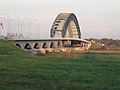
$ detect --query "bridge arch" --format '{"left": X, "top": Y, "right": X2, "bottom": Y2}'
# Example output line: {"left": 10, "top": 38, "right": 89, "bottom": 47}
{"left": 24, "top": 43, "right": 31, "bottom": 49}
{"left": 16, "top": 43, "right": 21, "bottom": 48}
{"left": 51, "top": 13, "right": 81, "bottom": 39}
{"left": 42, "top": 43, "right": 48, "bottom": 49}
{"left": 50, "top": 42, "right": 56, "bottom": 48}
{"left": 57, "top": 42, "right": 62, "bottom": 48}
{"left": 33, "top": 43, "right": 40, "bottom": 49}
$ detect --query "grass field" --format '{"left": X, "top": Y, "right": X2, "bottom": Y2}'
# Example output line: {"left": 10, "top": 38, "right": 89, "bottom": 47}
{"left": 0, "top": 40, "right": 120, "bottom": 90}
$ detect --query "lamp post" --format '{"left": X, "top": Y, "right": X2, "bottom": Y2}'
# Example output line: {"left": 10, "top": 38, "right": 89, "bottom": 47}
{"left": 20, "top": 20, "right": 24, "bottom": 35}
{"left": 15, "top": 16, "right": 19, "bottom": 39}
{"left": 10, "top": 19, "right": 15, "bottom": 34}
{"left": 41, "top": 21, "right": 47, "bottom": 38}
{"left": 25, "top": 17, "right": 30, "bottom": 39}
{"left": 9, "top": 19, "right": 15, "bottom": 40}
{"left": 29, "top": 21, "right": 34, "bottom": 39}
{"left": 34, "top": 19, "right": 39, "bottom": 39}
{"left": 38, "top": 23, "right": 41, "bottom": 39}
{"left": 4, "top": 13, "right": 9, "bottom": 35}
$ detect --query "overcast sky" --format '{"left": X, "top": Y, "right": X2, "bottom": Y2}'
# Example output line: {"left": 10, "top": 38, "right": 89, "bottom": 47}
{"left": 0, "top": 0, "right": 120, "bottom": 39}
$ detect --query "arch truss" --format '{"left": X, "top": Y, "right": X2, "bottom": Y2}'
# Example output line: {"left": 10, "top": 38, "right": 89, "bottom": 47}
{"left": 51, "top": 13, "right": 81, "bottom": 39}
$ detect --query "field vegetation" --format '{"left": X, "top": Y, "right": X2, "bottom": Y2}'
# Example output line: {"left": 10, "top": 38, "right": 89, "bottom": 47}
{"left": 0, "top": 40, "right": 120, "bottom": 90}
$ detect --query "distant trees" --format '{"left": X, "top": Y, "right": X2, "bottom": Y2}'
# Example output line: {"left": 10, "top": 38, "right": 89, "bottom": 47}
{"left": 86, "top": 38, "right": 120, "bottom": 50}
{"left": 86, "top": 38, "right": 120, "bottom": 46}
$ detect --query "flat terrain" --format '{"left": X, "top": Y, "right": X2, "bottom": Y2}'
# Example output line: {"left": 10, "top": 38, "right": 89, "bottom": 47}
{"left": 0, "top": 40, "right": 120, "bottom": 90}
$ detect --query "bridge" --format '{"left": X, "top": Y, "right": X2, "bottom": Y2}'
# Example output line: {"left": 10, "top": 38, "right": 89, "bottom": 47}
{"left": 10, "top": 13, "right": 91, "bottom": 52}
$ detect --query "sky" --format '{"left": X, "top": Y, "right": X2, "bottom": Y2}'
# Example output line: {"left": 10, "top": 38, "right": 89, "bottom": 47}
{"left": 0, "top": 0, "right": 120, "bottom": 39}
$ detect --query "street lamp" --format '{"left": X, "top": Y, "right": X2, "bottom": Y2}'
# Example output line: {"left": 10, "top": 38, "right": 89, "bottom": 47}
{"left": 10, "top": 19, "right": 15, "bottom": 34}
{"left": 20, "top": 20, "right": 24, "bottom": 35}
{"left": 15, "top": 16, "right": 19, "bottom": 38}
{"left": 25, "top": 17, "right": 30, "bottom": 39}
{"left": 4, "top": 13, "right": 9, "bottom": 34}
{"left": 34, "top": 19, "right": 39, "bottom": 39}
{"left": 29, "top": 21, "right": 34, "bottom": 39}
{"left": 38, "top": 23, "right": 41, "bottom": 39}
{"left": 41, "top": 21, "right": 47, "bottom": 38}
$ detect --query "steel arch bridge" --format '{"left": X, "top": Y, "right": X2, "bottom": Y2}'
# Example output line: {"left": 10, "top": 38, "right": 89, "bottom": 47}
{"left": 51, "top": 13, "right": 81, "bottom": 39}
{"left": 10, "top": 13, "right": 91, "bottom": 53}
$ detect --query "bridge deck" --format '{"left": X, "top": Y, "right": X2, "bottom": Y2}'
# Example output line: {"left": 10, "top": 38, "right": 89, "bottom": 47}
{"left": 11, "top": 38, "right": 90, "bottom": 43}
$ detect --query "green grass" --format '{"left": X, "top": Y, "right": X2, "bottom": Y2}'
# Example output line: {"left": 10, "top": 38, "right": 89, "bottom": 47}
{"left": 0, "top": 40, "right": 120, "bottom": 90}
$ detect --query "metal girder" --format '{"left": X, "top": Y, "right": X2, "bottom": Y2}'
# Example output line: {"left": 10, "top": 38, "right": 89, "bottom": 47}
{"left": 51, "top": 13, "right": 81, "bottom": 39}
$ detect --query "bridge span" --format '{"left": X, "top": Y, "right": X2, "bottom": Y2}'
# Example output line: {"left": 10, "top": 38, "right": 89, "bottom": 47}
{"left": 11, "top": 38, "right": 91, "bottom": 50}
